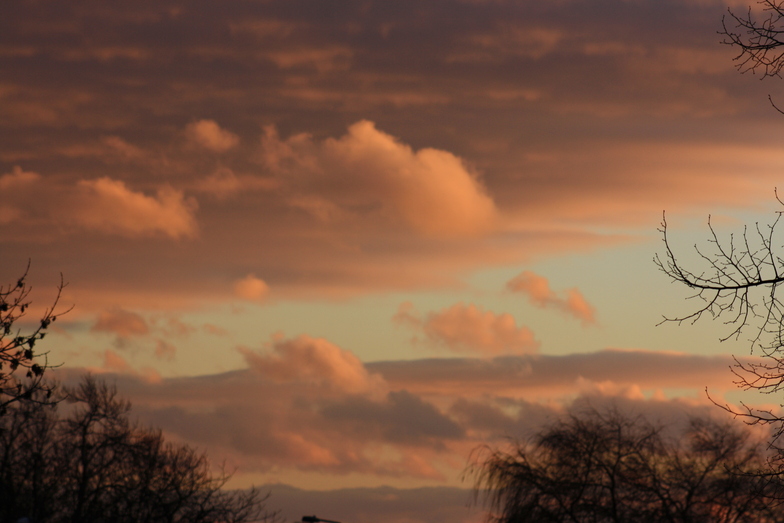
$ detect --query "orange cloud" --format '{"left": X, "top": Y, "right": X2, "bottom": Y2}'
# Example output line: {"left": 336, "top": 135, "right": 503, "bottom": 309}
{"left": 233, "top": 274, "right": 270, "bottom": 301}
{"left": 103, "top": 348, "right": 132, "bottom": 372}
{"left": 72, "top": 178, "right": 198, "bottom": 239}
{"left": 399, "top": 302, "right": 538, "bottom": 355}
{"left": 185, "top": 119, "right": 239, "bottom": 152}
{"left": 260, "top": 121, "right": 499, "bottom": 237}
{"left": 91, "top": 306, "right": 149, "bottom": 339}
{"left": 507, "top": 271, "right": 596, "bottom": 324}
{"left": 240, "top": 334, "right": 385, "bottom": 395}
{"left": 0, "top": 170, "right": 199, "bottom": 240}
{"left": 92, "top": 350, "right": 162, "bottom": 384}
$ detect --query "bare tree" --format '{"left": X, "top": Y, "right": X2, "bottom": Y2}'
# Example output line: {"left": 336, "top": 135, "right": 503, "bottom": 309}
{"left": 655, "top": 0, "right": 784, "bottom": 467}
{"left": 719, "top": 0, "right": 784, "bottom": 114}
{"left": 655, "top": 211, "right": 784, "bottom": 438}
{"left": 0, "top": 263, "right": 68, "bottom": 413}
{"left": 721, "top": 0, "right": 784, "bottom": 78}
{"left": 469, "top": 408, "right": 782, "bottom": 523}
{"left": 0, "top": 376, "right": 276, "bottom": 523}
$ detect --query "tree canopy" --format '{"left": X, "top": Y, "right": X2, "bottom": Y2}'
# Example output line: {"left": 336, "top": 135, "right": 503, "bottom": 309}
{"left": 470, "top": 409, "right": 783, "bottom": 523}
{"left": 0, "top": 375, "right": 276, "bottom": 523}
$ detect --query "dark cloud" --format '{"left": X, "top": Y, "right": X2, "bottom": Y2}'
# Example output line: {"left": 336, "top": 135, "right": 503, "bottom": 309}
{"left": 49, "top": 348, "right": 750, "bottom": 480}
{"left": 321, "top": 390, "right": 465, "bottom": 447}
{"left": 369, "top": 349, "right": 741, "bottom": 396}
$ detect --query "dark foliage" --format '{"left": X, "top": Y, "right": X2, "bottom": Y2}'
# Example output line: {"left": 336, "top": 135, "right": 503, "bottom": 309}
{"left": 0, "top": 375, "right": 276, "bottom": 523}
{"left": 469, "top": 409, "right": 783, "bottom": 523}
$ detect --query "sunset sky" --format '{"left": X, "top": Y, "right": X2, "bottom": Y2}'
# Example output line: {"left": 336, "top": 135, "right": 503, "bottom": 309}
{"left": 4, "top": 1, "right": 784, "bottom": 521}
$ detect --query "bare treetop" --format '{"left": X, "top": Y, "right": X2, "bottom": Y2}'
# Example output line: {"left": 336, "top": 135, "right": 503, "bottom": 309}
{"left": 655, "top": 211, "right": 784, "bottom": 355}
{"left": 722, "top": 0, "right": 784, "bottom": 78}
{"left": 656, "top": 207, "right": 784, "bottom": 448}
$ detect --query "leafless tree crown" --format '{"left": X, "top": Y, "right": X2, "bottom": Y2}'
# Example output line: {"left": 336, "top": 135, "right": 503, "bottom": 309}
{"left": 656, "top": 208, "right": 784, "bottom": 455}
{"left": 0, "top": 375, "right": 278, "bottom": 523}
{"left": 722, "top": 0, "right": 784, "bottom": 78}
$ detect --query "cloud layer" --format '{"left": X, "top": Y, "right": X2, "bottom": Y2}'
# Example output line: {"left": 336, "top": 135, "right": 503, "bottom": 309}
{"left": 2, "top": 0, "right": 781, "bottom": 309}
{"left": 3, "top": 0, "right": 781, "bottom": 512}
{"left": 52, "top": 344, "right": 753, "bottom": 488}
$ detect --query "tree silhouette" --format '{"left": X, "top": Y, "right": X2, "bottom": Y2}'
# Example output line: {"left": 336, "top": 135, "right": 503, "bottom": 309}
{"left": 0, "top": 375, "right": 276, "bottom": 523}
{"left": 722, "top": 0, "right": 784, "bottom": 78}
{"left": 469, "top": 408, "right": 782, "bottom": 523}
{"left": 655, "top": 212, "right": 784, "bottom": 442}
{"left": 720, "top": 0, "right": 784, "bottom": 113}
{"left": 0, "top": 263, "right": 68, "bottom": 414}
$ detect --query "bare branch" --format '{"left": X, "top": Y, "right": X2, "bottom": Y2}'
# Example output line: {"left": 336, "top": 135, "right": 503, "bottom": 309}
{"left": 0, "top": 264, "right": 71, "bottom": 413}
{"left": 721, "top": 0, "right": 784, "bottom": 78}
{"left": 656, "top": 211, "right": 784, "bottom": 352}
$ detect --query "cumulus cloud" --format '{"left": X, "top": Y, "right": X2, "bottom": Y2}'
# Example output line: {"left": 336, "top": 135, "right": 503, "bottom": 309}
{"left": 507, "top": 271, "right": 596, "bottom": 324}
{"left": 71, "top": 177, "right": 198, "bottom": 239}
{"left": 240, "top": 334, "right": 385, "bottom": 394}
{"left": 260, "top": 121, "right": 499, "bottom": 237}
{"left": 185, "top": 119, "right": 240, "bottom": 152}
{"left": 0, "top": 170, "right": 198, "bottom": 239}
{"left": 233, "top": 273, "right": 270, "bottom": 301}
{"left": 397, "top": 302, "right": 538, "bottom": 355}
{"left": 91, "top": 306, "right": 149, "bottom": 339}
{"left": 90, "top": 309, "right": 186, "bottom": 360}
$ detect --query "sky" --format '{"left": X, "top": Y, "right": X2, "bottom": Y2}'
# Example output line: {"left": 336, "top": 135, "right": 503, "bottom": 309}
{"left": 5, "top": 0, "right": 784, "bottom": 521}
